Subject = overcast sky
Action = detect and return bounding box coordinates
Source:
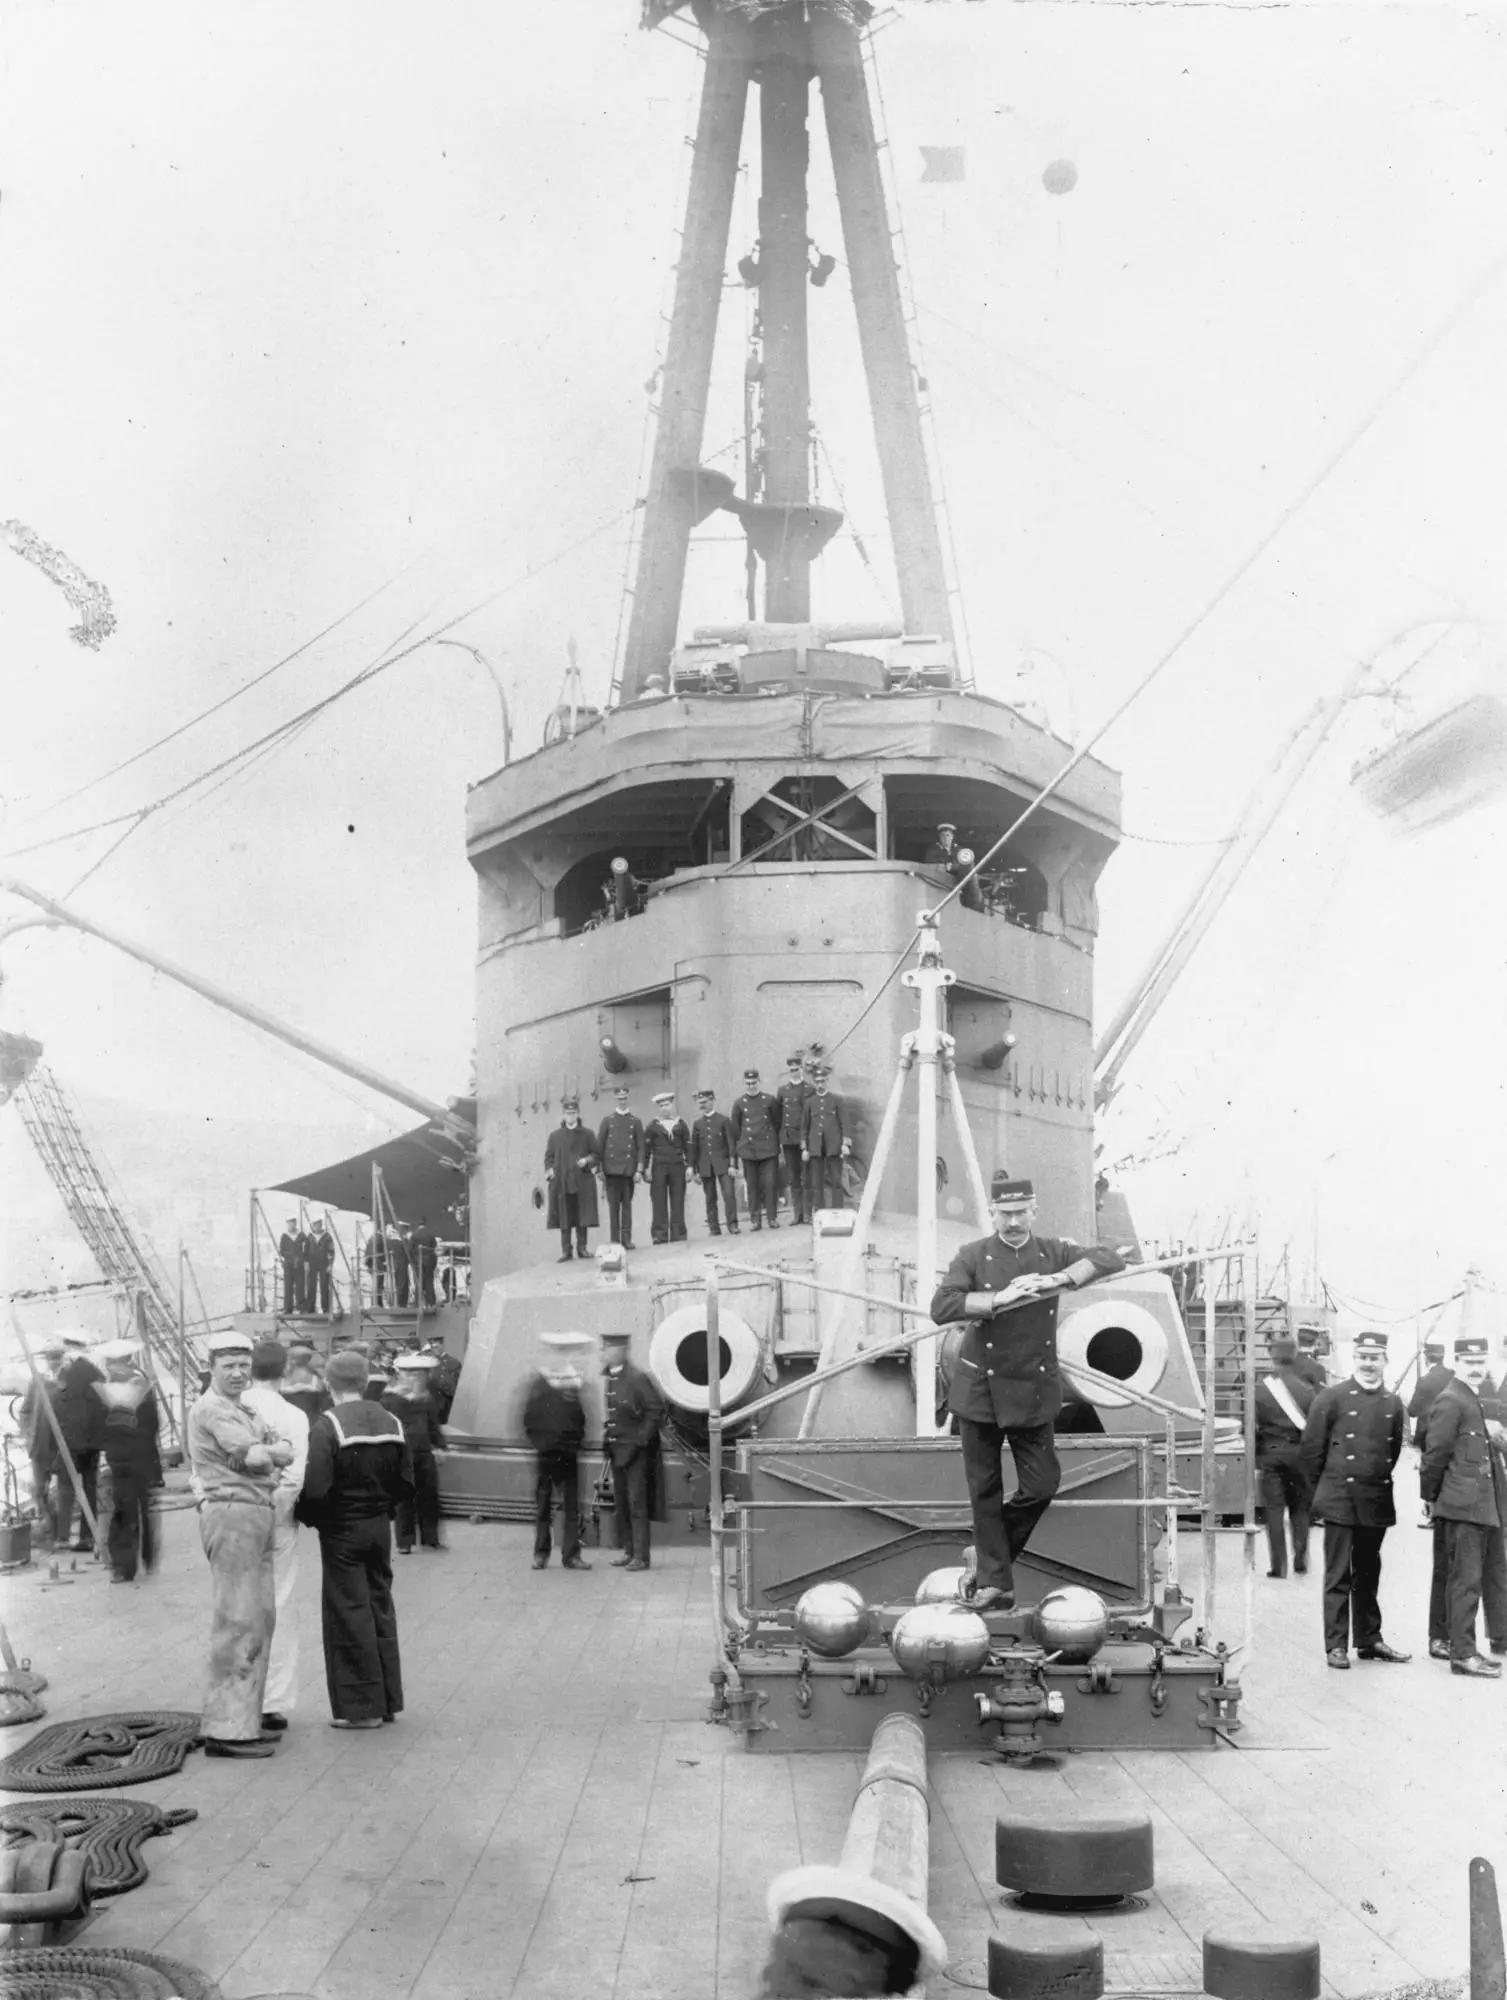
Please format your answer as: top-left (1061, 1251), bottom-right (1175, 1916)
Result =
top-left (3, 0), bottom-right (1505, 1341)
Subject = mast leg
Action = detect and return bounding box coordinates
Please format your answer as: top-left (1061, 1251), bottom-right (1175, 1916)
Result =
top-left (753, 10), bottom-right (812, 621)
top-left (812, 16), bottom-right (953, 649)
top-left (620, 14), bottom-right (753, 701)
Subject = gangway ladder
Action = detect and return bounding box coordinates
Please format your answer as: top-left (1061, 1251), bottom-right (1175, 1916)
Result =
top-left (13, 1063), bottom-right (191, 1443)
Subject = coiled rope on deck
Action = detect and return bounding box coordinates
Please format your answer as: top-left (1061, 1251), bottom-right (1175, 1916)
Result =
top-left (0, 1799), bottom-right (199, 1896)
top-left (0, 1714), bottom-right (200, 1793)
top-left (0, 1945), bottom-right (222, 2000)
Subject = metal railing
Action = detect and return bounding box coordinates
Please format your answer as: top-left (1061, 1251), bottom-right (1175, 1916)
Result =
top-left (701, 1241), bottom-right (1260, 1670)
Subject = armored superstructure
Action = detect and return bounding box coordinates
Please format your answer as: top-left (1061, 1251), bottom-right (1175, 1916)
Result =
top-left (466, 0), bottom-right (1119, 1288)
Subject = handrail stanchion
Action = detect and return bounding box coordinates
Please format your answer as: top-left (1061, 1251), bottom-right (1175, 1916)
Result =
top-left (1242, 1242), bottom-right (1258, 1674)
top-left (707, 1261), bottom-right (725, 1654)
top-left (797, 1047), bottom-right (911, 1439)
top-left (1201, 1254), bottom-right (1218, 1639)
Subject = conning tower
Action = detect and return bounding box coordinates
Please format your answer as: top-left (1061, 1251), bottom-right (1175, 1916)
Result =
top-left (466, 0), bottom-right (1121, 1289)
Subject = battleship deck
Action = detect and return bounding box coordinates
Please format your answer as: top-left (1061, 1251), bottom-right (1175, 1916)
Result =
top-left (1, 1508), bottom-right (1493, 1999)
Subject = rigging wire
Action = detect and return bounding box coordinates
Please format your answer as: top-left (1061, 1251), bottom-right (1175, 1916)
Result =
top-left (826, 240), bottom-right (1505, 1064)
top-left (1, 501), bottom-right (640, 874)
top-left (11, 556), bottom-right (432, 832)
top-left (929, 238), bottom-right (1507, 925)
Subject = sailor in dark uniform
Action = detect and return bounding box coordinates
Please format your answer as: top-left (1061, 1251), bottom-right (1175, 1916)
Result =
top-left (296, 1350), bottom-right (413, 1727)
top-left (929, 1174), bottom-right (1126, 1610)
top-left (642, 1089), bottom-right (692, 1245)
top-left (93, 1339), bottom-right (162, 1584)
top-left (278, 1217), bottom-right (307, 1316)
top-left (384, 1354), bottom-right (446, 1553)
top-left (1408, 1340), bottom-right (1453, 1449)
top-left (731, 1067), bottom-right (782, 1231)
top-left (524, 1332), bottom-right (593, 1570)
top-left (1298, 1330), bottom-right (1410, 1668)
top-left (596, 1085), bottom-right (645, 1249)
top-left (1409, 1337), bottom-right (1453, 1536)
top-left (1293, 1327), bottom-right (1329, 1390)
top-left (1421, 1334), bottom-right (1505, 1676)
top-left (922, 822), bottom-right (959, 868)
top-left (689, 1088), bottom-right (739, 1235)
top-left (1254, 1334), bottom-right (1316, 1577)
top-left (776, 1055), bottom-right (814, 1223)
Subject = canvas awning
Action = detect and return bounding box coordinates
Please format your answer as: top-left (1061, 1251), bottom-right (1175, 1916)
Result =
top-left (269, 1099), bottom-right (475, 1230)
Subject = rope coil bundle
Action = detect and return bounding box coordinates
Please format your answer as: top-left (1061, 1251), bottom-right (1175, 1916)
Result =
top-left (0, 1714), bottom-right (200, 1793)
top-left (1, 1798), bottom-right (199, 1896)
top-left (0, 1945), bottom-right (222, 1999)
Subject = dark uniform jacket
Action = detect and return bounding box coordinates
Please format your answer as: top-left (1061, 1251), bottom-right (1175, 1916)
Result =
top-left (279, 1229), bottom-right (310, 1269)
top-left (1407, 1361), bottom-right (1454, 1448)
top-left (688, 1110), bottom-right (736, 1178)
top-left (1299, 1380), bottom-right (1405, 1526)
top-left (545, 1123), bottom-right (601, 1230)
top-left (523, 1373), bottom-right (588, 1454)
top-left (55, 1355), bottom-right (105, 1453)
top-left (1253, 1366), bottom-right (1317, 1466)
top-left (930, 1231), bottom-right (1126, 1428)
top-left (777, 1077), bottom-right (813, 1141)
top-left (597, 1110), bottom-right (645, 1177)
top-left (731, 1090), bottom-right (781, 1161)
top-left (307, 1228), bottom-right (337, 1273)
top-left (297, 1401), bottom-right (414, 1529)
top-left (93, 1378), bottom-right (162, 1479)
top-left (802, 1092), bottom-right (850, 1155)
top-left (381, 1389), bottom-right (444, 1459)
top-left (642, 1117), bottom-right (691, 1168)
top-left (1293, 1353), bottom-right (1327, 1391)
top-left (601, 1360), bottom-right (667, 1463)
top-left (1421, 1378), bottom-right (1499, 1527)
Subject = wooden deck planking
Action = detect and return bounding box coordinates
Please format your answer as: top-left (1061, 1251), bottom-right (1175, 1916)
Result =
top-left (613, 1722), bottom-right (736, 2000)
top-left (4, 1501), bottom-right (1502, 1996)
top-left (716, 1749), bottom-right (800, 1999)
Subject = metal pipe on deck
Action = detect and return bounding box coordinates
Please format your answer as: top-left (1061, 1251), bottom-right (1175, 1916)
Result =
top-left (765, 1712), bottom-right (946, 1997)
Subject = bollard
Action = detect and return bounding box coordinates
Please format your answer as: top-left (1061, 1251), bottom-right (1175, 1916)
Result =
top-left (764, 1712), bottom-right (947, 1996)
top-left (995, 1811), bottom-right (1153, 1909)
top-left (988, 1933), bottom-right (1104, 2000)
top-left (1203, 1930), bottom-right (1321, 2000)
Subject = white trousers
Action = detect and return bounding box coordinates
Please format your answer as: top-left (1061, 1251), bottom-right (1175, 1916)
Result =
top-left (263, 1491), bottom-right (301, 1713)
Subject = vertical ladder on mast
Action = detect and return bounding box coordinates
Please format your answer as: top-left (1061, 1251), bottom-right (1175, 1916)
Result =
top-left (13, 1063), bottom-right (191, 1441)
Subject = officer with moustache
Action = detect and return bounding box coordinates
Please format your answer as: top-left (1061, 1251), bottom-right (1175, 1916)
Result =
top-left (776, 1055), bottom-right (814, 1223)
top-left (1299, 1330), bottom-right (1410, 1669)
top-left (1421, 1333), bottom-right (1505, 1677)
top-left (732, 1067), bottom-right (782, 1231)
top-left (689, 1088), bottom-right (739, 1236)
top-left (929, 1174), bottom-right (1125, 1611)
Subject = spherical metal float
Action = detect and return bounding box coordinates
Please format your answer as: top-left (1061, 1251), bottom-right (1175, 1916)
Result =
top-left (890, 1603), bottom-right (991, 1682)
top-left (1031, 1586), bottom-right (1110, 1664)
top-left (792, 1581), bottom-right (870, 1659)
top-left (913, 1565), bottom-right (968, 1606)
